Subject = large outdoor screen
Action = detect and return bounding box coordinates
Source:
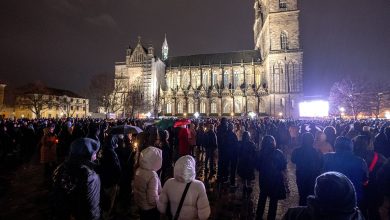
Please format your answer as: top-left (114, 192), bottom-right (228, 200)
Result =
top-left (299, 100), bottom-right (329, 117)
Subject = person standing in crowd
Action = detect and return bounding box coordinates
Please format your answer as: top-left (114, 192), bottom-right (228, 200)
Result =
top-left (98, 134), bottom-right (122, 219)
top-left (378, 159), bottom-right (390, 220)
top-left (57, 121), bottom-right (73, 164)
top-left (178, 125), bottom-right (191, 157)
top-left (189, 123), bottom-right (197, 156)
top-left (158, 155), bottom-right (210, 220)
top-left (313, 131), bottom-right (333, 154)
top-left (291, 132), bottom-right (323, 206)
top-left (237, 131), bottom-right (256, 197)
top-left (323, 136), bottom-right (369, 208)
top-left (196, 124), bottom-right (206, 161)
top-left (374, 123), bottom-right (390, 158)
top-left (51, 138), bottom-right (101, 220)
top-left (134, 146), bottom-right (162, 220)
top-left (282, 172), bottom-right (365, 220)
top-left (217, 117), bottom-right (228, 183)
top-left (40, 123), bottom-right (58, 180)
top-left (159, 129), bottom-right (173, 184)
top-left (256, 135), bottom-right (287, 220)
top-left (323, 126), bottom-right (337, 150)
top-left (226, 123), bottom-right (239, 187)
top-left (204, 124), bottom-right (217, 176)
top-left (353, 135), bottom-right (387, 220)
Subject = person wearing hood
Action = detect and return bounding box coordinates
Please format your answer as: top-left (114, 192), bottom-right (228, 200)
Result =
top-left (158, 155), bottom-right (210, 220)
top-left (51, 138), bottom-right (101, 220)
top-left (323, 136), bottom-right (368, 208)
top-left (40, 123), bottom-right (58, 179)
top-left (282, 172), bottom-right (365, 220)
top-left (98, 134), bottom-right (122, 219)
top-left (291, 132), bottom-right (323, 206)
top-left (134, 146), bottom-right (162, 220)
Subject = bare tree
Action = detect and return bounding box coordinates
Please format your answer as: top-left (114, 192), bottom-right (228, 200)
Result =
top-left (365, 79), bottom-right (390, 118)
top-left (88, 73), bottom-right (125, 114)
top-left (123, 78), bottom-right (147, 117)
top-left (329, 77), bottom-right (369, 119)
top-left (16, 82), bottom-right (55, 118)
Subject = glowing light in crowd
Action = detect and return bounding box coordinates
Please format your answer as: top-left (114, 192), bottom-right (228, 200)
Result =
top-left (385, 111), bottom-right (390, 120)
top-left (194, 112), bottom-right (200, 119)
top-left (299, 100), bottom-right (329, 117)
top-left (248, 112), bottom-right (256, 119)
top-left (339, 107), bottom-right (346, 113)
top-left (278, 112), bottom-right (283, 117)
top-left (146, 112), bottom-right (152, 118)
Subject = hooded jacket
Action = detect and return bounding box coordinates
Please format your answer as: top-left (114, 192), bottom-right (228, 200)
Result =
top-left (158, 156), bottom-right (210, 220)
top-left (133, 146), bottom-right (162, 210)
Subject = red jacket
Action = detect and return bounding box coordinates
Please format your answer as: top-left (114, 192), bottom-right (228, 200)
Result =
top-left (178, 128), bottom-right (190, 156)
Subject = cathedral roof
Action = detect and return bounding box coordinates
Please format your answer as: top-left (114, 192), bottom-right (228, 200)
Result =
top-left (166, 50), bottom-right (261, 67)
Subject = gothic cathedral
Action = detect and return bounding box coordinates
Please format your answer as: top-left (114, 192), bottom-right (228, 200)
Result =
top-left (114, 0), bottom-right (303, 118)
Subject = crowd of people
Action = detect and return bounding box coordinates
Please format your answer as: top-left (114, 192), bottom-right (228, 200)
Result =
top-left (1, 116), bottom-right (390, 220)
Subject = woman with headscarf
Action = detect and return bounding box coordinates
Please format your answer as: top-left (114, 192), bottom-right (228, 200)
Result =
top-left (158, 155), bottom-right (210, 220)
top-left (256, 135), bottom-right (287, 220)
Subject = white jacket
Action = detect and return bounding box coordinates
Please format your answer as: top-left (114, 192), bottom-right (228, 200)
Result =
top-left (158, 155), bottom-right (210, 220)
top-left (133, 146), bottom-right (162, 210)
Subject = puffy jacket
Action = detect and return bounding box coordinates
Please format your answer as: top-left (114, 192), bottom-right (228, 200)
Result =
top-left (134, 146), bottom-right (162, 210)
top-left (158, 156), bottom-right (210, 220)
top-left (52, 158), bottom-right (101, 220)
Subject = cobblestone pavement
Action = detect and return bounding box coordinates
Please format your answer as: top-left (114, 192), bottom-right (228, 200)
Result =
top-left (0, 148), bottom-right (299, 220)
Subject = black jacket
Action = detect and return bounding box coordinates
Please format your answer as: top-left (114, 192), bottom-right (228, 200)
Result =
top-left (204, 130), bottom-right (217, 150)
top-left (52, 158), bottom-right (101, 220)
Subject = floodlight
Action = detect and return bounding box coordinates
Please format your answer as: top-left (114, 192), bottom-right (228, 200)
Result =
top-left (299, 100), bottom-right (329, 117)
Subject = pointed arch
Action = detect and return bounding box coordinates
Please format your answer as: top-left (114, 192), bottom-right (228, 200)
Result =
top-left (281, 31), bottom-right (288, 50)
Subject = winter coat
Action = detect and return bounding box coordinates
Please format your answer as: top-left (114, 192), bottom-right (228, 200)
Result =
top-left (257, 148), bottom-right (287, 200)
top-left (374, 125), bottom-right (390, 158)
top-left (196, 129), bottom-right (205, 147)
top-left (158, 156), bottom-right (210, 220)
top-left (51, 158), bottom-right (101, 220)
top-left (291, 145), bottom-right (323, 184)
top-left (323, 152), bottom-right (368, 204)
top-left (40, 132), bottom-right (57, 163)
top-left (225, 130), bottom-right (239, 156)
top-left (98, 135), bottom-right (121, 188)
top-left (189, 126), bottom-right (197, 146)
top-left (204, 130), bottom-right (217, 150)
top-left (178, 128), bottom-right (191, 156)
top-left (237, 140), bottom-right (256, 180)
top-left (283, 204), bottom-right (365, 220)
top-left (134, 147), bottom-right (162, 210)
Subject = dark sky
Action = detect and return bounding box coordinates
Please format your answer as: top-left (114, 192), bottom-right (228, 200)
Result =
top-left (1, 0), bottom-right (389, 96)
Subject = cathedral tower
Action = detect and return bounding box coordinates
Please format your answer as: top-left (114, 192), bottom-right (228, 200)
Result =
top-left (254, 0), bottom-right (303, 117)
top-left (162, 34), bottom-right (169, 61)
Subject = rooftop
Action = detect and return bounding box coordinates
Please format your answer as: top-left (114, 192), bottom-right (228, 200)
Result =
top-left (166, 50), bottom-right (262, 67)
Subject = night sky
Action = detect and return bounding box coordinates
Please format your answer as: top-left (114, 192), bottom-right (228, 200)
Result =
top-left (1, 0), bottom-right (389, 96)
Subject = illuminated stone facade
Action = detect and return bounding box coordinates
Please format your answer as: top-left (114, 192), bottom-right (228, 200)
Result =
top-left (114, 37), bottom-right (165, 116)
top-left (160, 0), bottom-right (303, 117)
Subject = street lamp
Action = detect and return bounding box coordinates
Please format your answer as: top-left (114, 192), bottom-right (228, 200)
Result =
top-left (230, 112), bottom-right (234, 119)
top-left (385, 111), bottom-right (390, 120)
top-left (278, 112), bottom-right (283, 117)
top-left (146, 112), bottom-right (152, 118)
top-left (339, 107), bottom-right (345, 119)
top-left (248, 112), bottom-right (256, 119)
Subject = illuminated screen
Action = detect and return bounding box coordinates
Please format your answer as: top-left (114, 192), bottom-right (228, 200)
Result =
top-left (299, 100), bottom-right (329, 117)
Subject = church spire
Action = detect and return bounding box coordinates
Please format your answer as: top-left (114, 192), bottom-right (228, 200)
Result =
top-left (162, 34), bottom-right (169, 61)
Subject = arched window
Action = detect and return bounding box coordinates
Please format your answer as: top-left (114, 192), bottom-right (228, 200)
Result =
top-left (279, 0), bottom-right (287, 10)
top-left (212, 72), bottom-right (218, 86)
top-left (203, 72), bottom-right (209, 88)
top-left (166, 103), bottom-right (172, 114)
top-left (200, 102), bottom-right (206, 114)
top-left (211, 102), bottom-right (217, 114)
top-left (177, 102), bottom-right (183, 114)
top-left (188, 103), bottom-right (194, 113)
top-left (281, 31), bottom-right (288, 50)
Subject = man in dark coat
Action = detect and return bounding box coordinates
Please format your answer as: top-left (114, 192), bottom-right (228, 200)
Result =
top-left (323, 136), bottom-right (368, 208)
top-left (283, 172), bottom-right (365, 220)
top-left (204, 124), bottom-right (217, 175)
top-left (216, 118), bottom-right (228, 182)
top-left (291, 132), bottom-right (323, 206)
top-left (374, 123), bottom-right (390, 158)
top-left (226, 123), bottom-right (239, 186)
top-left (377, 159), bottom-right (390, 220)
top-left (51, 138), bottom-right (101, 220)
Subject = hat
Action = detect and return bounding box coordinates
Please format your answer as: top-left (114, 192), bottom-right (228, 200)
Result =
top-left (309, 171), bottom-right (357, 214)
top-left (70, 138), bottom-right (100, 159)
